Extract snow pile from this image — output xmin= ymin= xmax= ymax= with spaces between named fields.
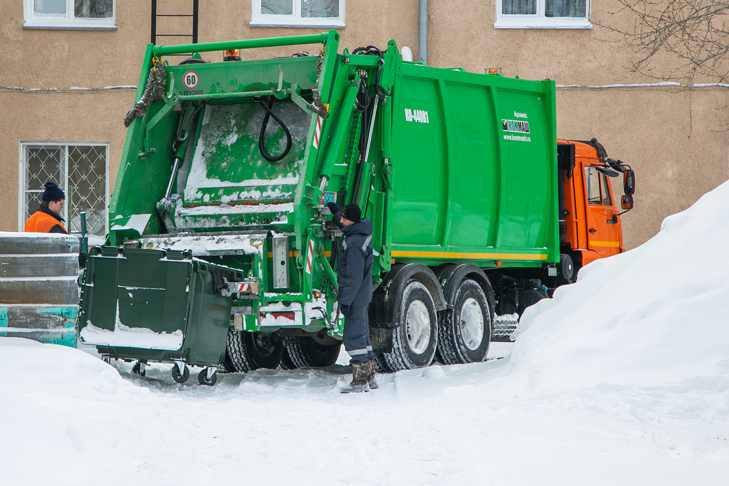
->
xmin=0 ymin=337 xmax=126 ymax=394
xmin=511 ymin=180 xmax=729 ymax=392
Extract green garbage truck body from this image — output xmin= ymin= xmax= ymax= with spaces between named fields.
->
xmin=78 ymin=31 xmax=560 ymax=377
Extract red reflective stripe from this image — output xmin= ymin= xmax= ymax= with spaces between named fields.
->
xmin=313 ymin=116 xmax=322 ymax=149
xmin=305 ymin=239 xmax=314 ymax=274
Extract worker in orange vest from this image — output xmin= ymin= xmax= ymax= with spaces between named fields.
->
xmin=24 ymin=182 xmax=67 ymax=234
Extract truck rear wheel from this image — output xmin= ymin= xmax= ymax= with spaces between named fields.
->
xmin=437 ymin=279 xmax=492 ymax=364
xmin=225 ymin=330 xmax=282 ymax=372
xmin=283 ymin=336 xmax=341 ymax=368
xmin=383 ymin=280 xmax=438 ymax=371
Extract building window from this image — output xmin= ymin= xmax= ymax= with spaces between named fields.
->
xmin=251 ymin=0 xmax=345 ymax=28
xmin=20 ymin=143 xmax=108 ymax=236
xmin=495 ymin=0 xmax=591 ymax=29
xmin=24 ymin=0 xmax=116 ymax=29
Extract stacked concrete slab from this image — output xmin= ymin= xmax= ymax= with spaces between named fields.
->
xmin=0 ymin=232 xmax=80 ymax=346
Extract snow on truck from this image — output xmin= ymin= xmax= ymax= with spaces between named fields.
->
xmin=77 ymin=31 xmax=636 ymax=385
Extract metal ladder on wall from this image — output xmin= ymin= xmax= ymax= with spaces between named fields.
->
xmin=150 ymin=0 xmax=199 ymax=46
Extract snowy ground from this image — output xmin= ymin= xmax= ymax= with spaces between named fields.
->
xmin=3 ymin=339 xmax=726 ymax=486
xmin=4 ymin=182 xmax=729 ymax=485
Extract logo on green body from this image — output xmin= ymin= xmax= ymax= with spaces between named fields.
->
xmin=502 ymin=112 xmax=531 ymax=142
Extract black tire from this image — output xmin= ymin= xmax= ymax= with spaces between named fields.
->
xmin=132 ymin=361 xmax=146 ymax=377
xmin=197 ymin=368 xmax=218 ymax=386
xmin=383 ymin=280 xmax=438 ymax=371
xmin=171 ymin=363 xmax=190 ymax=384
xmin=373 ymin=353 xmax=392 ymax=373
xmin=283 ymin=336 xmax=341 ymax=368
xmin=437 ymin=279 xmax=492 ymax=364
xmin=559 ymin=253 xmax=576 ymax=284
xmin=225 ymin=330 xmax=283 ymax=372
xmin=517 ymin=287 xmax=548 ymax=317
xmin=279 ymin=349 xmax=297 ymax=370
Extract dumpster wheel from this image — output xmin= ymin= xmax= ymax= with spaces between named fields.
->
xmin=132 ymin=361 xmax=146 ymax=377
xmin=171 ymin=361 xmax=190 ymax=384
xmin=198 ymin=367 xmax=218 ymax=386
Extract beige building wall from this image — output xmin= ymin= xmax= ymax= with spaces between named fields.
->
xmin=1 ymin=0 xmax=727 ymax=249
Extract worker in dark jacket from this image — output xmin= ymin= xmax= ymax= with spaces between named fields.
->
xmin=24 ymin=182 xmax=68 ymax=234
xmin=327 ymin=202 xmax=376 ymax=393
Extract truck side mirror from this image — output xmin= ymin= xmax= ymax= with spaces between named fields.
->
xmin=621 ymin=194 xmax=634 ymax=211
xmin=623 ymin=169 xmax=635 ymax=196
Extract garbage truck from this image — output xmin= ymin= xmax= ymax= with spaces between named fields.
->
xmin=77 ymin=31 xmax=636 ymax=385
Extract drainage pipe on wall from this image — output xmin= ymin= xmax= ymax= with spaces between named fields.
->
xmin=418 ymin=0 xmax=428 ymax=64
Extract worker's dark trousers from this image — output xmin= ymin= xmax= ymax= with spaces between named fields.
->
xmin=343 ymin=303 xmax=373 ymax=365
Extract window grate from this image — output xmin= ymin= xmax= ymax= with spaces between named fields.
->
xmin=21 ymin=143 xmax=108 ymax=236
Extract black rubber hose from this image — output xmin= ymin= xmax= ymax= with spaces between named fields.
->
xmin=258 ymin=97 xmax=293 ymax=163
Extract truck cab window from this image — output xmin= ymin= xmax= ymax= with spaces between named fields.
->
xmin=600 ymin=173 xmax=612 ymax=206
xmin=585 ymin=167 xmax=601 ymax=205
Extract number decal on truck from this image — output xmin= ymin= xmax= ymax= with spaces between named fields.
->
xmin=404 ymin=108 xmax=430 ymax=124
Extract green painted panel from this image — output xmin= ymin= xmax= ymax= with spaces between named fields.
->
xmin=167 ymin=57 xmax=320 ymax=98
xmin=390 ymin=63 xmax=557 ymax=261
xmin=390 ymin=75 xmax=446 ymax=245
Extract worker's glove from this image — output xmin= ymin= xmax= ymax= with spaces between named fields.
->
xmin=326 ymin=202 xmax=341 ymax=215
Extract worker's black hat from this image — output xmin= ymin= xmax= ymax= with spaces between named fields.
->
xmin=42 ymin=181 xmax=65 ymax=202
xmin=344 ymin=204 xmax=361 ymax=223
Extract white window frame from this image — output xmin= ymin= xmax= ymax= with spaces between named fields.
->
xmin=23 ymin=0 xmax=117 ymax=30
xmin=251 ymin=0 xmax=346 ymax=28
xmin=18 ymin=142 xmax=110 ymax=235
xmin=495 ymin=0 xmax=592 ymax=29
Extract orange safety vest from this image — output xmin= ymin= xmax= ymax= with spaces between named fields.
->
xmin=24 ymin=209 xmax=67 ymax=234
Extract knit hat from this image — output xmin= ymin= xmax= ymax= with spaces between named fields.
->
xmin=42 ymin=182 xmax=65 ymax=202
xmin=343 ymin=204 xmax=361 ymax=223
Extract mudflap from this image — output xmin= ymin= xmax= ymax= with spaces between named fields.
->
xmin=78 ymin=246 xmax=240 ymax=367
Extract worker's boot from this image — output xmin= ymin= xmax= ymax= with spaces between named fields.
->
xmin=340 ymin=362 xmax=369 ymax=394
xmin=367 ymin=359 xmax=379 ymax=390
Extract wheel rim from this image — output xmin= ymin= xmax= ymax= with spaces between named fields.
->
xmin=405 ymin=299 xmax=431 ymax=355
xmin=459 ymin=297 xmax=484 ymax=351
xmin=253 ymin=334 xmax=277 ymax=357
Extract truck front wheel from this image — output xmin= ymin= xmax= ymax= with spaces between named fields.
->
xmin=437 ymin=279 xmax=492 ymax=364
xmin=383 ymin=280 xmax=439 ymax=371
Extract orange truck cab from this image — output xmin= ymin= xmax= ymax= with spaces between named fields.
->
xmin=557 ymin=138 xmax=636 ymax=279
xmin=491 ymin=138 xmax=635 ymax=340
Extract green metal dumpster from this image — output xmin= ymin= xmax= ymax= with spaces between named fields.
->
xmin=79 ymin=247 xmax=243 ymax=370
